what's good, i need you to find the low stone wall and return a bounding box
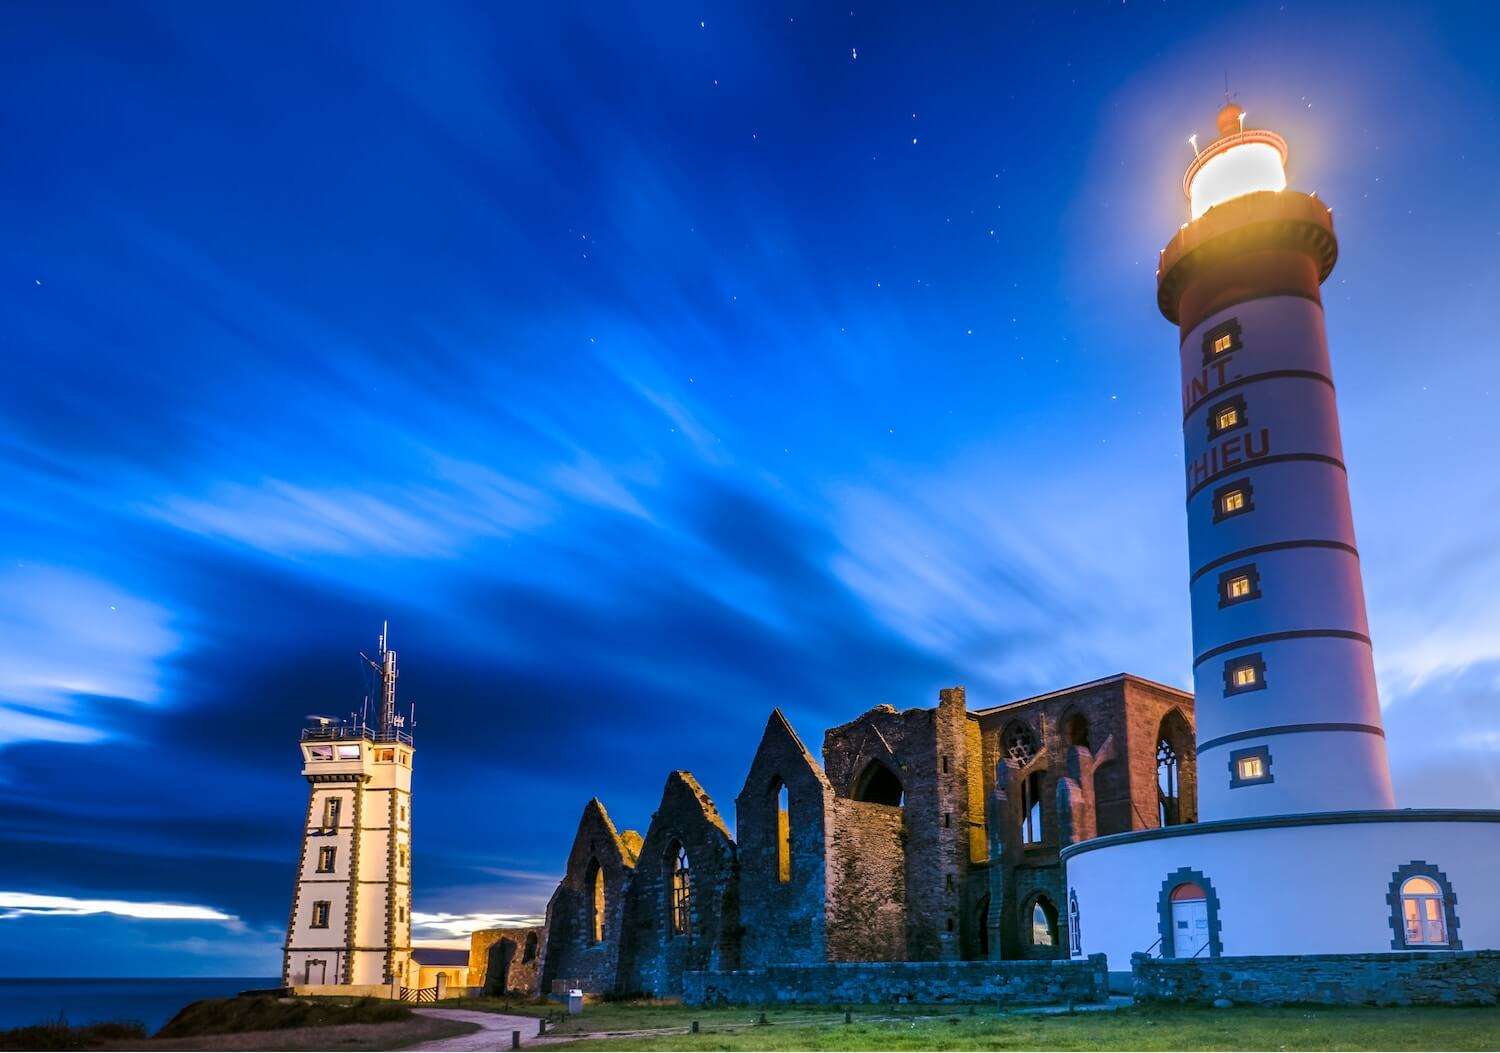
[1132,951,1500,1006]
[683,956,1108,1006]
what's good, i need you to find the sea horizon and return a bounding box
[0,977,280,1034]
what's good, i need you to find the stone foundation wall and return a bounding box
[683,955,1108,1006]
[1132,951,1500,1006]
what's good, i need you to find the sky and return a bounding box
[2,0,1499,978]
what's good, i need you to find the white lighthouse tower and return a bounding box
[283,626,415,993]
[1168,101,1395,820]
[1062,99,1500,970]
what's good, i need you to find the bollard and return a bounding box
[844,1010,852,1024]
[511,1029,521,1050]
[691,1020,700,1033]
[538,1018,547,1036]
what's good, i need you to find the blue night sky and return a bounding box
[3,1,1499,977]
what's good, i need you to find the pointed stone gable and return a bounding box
[537,797,638,997]
[737,708,835,968]
[618,770,740,996]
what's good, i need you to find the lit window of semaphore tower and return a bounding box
[1157,101,1395,820]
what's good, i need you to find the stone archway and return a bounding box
[486,938,517,995]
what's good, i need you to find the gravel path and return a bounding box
[409,1009,562,1051]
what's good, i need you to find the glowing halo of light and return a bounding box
[1183,129,1288,219]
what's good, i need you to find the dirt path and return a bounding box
[410,1009,565,1051]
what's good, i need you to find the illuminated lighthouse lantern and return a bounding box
[1161,103,1395,819]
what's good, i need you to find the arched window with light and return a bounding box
[668,842,692,936]
[586,858,606,943]
[1387,862,1460,950]
[772,779,791,883]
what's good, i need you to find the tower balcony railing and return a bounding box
[301,721,413,746]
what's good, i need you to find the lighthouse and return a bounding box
[1062,98,1500,968]
[1159,102,1395,820]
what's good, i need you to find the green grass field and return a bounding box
[438,999,1500,1051]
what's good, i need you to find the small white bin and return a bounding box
[567,989,584,1015]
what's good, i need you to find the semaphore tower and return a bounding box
[283,626,415,992]
[1159,101,1395,820]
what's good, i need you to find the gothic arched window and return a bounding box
[1021,770,1045,844]
[1157,738,1180,826]
[669,842,692,936]
[774,780,791,883]
[1027,894,1058,947]
[853,760,905,806]
[586,858,605,943]
[1004,723,1038,765]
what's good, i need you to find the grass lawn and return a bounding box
[103,1015,478,1051]
[505,1002,1500,1051]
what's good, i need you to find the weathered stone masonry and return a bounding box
[683,956,1111,1006]
[1133,950,1500,1007]
[535,674,1195,1001]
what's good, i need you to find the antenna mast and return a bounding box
[360,621,399,739]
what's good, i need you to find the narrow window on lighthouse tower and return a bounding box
[1218,564,1262,607]
[1201,319,1243,364]
[1207,395,1248,439]
[1228,745,1273,787]
[1223,653,1266,695]
[1212,479,1255,522]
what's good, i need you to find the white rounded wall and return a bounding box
[1064,814,1500,972]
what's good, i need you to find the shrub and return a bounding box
[0,1014,148,1051]
[156,995,410,1038]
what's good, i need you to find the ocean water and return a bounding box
[0,977,278,1034]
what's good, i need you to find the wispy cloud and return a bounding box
[412,910,544,938]
[150,465,549,561]
[0,891,237,923]
[0,566,180,746]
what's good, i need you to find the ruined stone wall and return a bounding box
[1132,951,1500,1006]
[822,691,977,963]
[973,676,1194,961]
[826,798,906,962]
[683,955,1110,1006]
[618,772,740,997]
[736,712,832,969]
[470,926,544,995]
[1123,680,1197,828]
[536,799,637,997]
